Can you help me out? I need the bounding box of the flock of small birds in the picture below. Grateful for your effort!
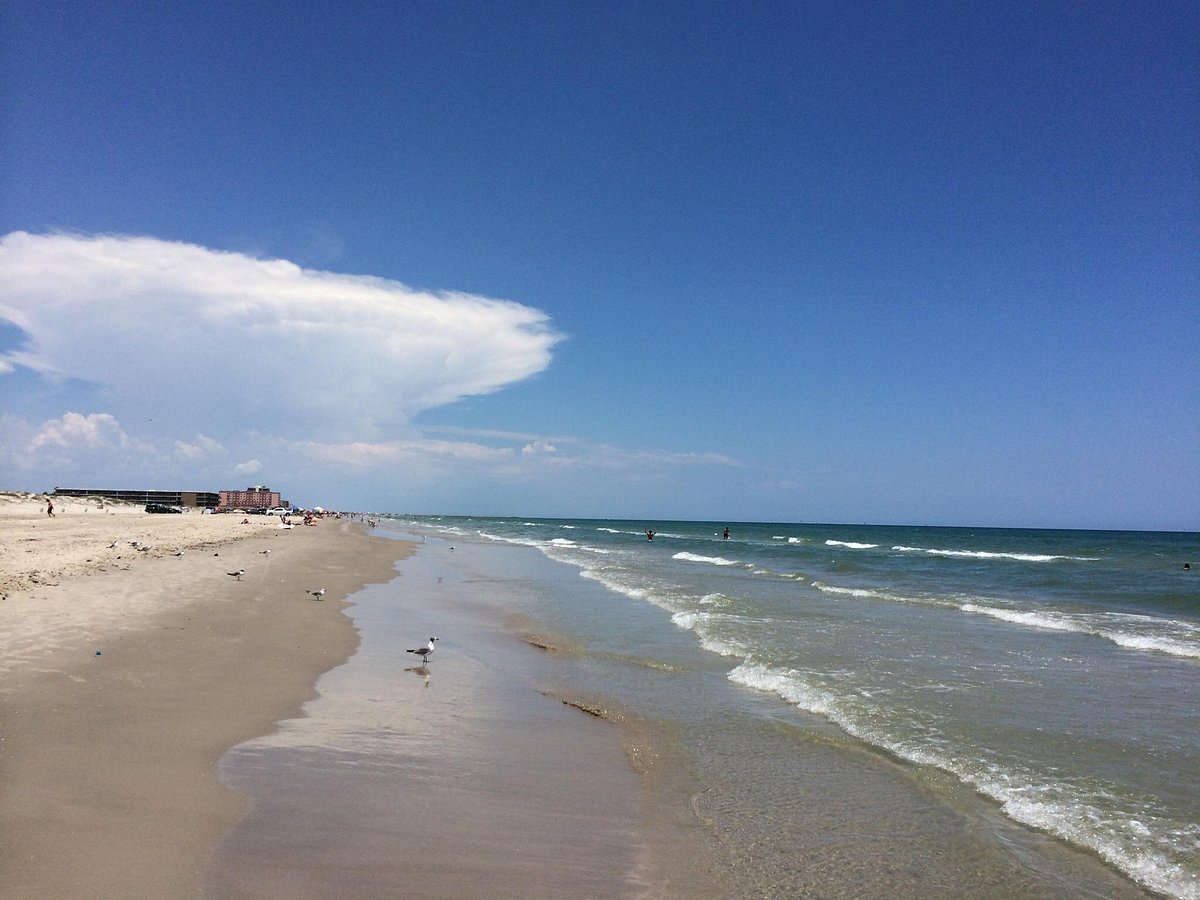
[103,532,442,667]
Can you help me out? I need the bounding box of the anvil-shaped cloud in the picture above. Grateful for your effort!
[0,232,562,442]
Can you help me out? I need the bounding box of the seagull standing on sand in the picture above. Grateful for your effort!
[307,588,326,600]
[259,549,271,556]
[228,568,245,581]
[407,637,439,664]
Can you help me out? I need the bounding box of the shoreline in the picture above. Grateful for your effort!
[203,536,673,898]
[2,498,1161,897]
[367,524,1157,899]
[0,496,411,897]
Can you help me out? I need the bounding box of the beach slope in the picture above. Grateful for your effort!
[0,495,409,897]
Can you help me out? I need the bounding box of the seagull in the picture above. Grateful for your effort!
[173,550,184,557]
[107,540,119,549]
[307,588,326,600]
[406,637,439,664]
[228,569,245,581]
[136,545,152,553]
[259,549,272,556]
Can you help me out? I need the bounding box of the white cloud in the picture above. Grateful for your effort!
[300,437,514,467]
[28,411,145,453]
[174,433,225,460]
[298,432,737,474]
[0,411,154,471]
[234,459,263,475]
[0,231,563,441]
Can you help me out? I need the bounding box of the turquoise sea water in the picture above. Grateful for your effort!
[390,517,1198,898]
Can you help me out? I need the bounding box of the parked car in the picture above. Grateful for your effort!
[265,507,292,516]
[145,503,182,514]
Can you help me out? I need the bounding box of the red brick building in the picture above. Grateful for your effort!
[218,485,284,512]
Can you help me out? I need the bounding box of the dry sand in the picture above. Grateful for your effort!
[0,492,410,897]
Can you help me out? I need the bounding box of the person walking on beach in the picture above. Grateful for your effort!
[46,497,54,517]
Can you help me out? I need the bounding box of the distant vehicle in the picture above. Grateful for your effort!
[145,503,182,514]
[265,507,291,516]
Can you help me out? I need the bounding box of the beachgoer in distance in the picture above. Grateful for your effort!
[46,497,54,517]
[723,527,730,540]
[645,529,656,541]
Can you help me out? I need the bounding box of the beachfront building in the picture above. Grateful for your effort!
[52,488,221,509]
[217,485,284,512]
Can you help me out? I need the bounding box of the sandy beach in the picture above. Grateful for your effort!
[0,493,409,897]
[0,495,673,899]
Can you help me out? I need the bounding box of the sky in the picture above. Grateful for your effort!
[1,1,1196,530]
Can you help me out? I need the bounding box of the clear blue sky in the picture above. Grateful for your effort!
[2,1,1196,530]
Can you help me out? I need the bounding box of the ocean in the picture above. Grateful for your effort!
[208,517,1198,898]
[384,517,1198,898]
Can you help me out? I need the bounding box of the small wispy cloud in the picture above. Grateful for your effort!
[522,441,558,455]
[234,459,263,475]
[298,431,738,473]
[174,433,225,460]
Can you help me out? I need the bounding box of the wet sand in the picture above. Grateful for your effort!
[203,533,729,899]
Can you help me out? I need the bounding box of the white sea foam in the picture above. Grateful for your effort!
[578,567,651,603]
[730,661,1199,899]
[825,540,879,550]
[671,610,747,657]
[814,583,886,600]
[812,582,933,606]
[670,610,707,631]
[548,538,576,547]
[960,603,1081,632]
[974,787,1199,900]
[1107,633,1199,660]
[673,551,739,566]
[891,545,1098,563]
[960,603,1200,660]
[752,566,804,581]
[729,662,842,719]
[814,582,1200,659]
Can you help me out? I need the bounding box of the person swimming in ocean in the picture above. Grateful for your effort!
[723,527,730,540]
[645,529,656,541]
